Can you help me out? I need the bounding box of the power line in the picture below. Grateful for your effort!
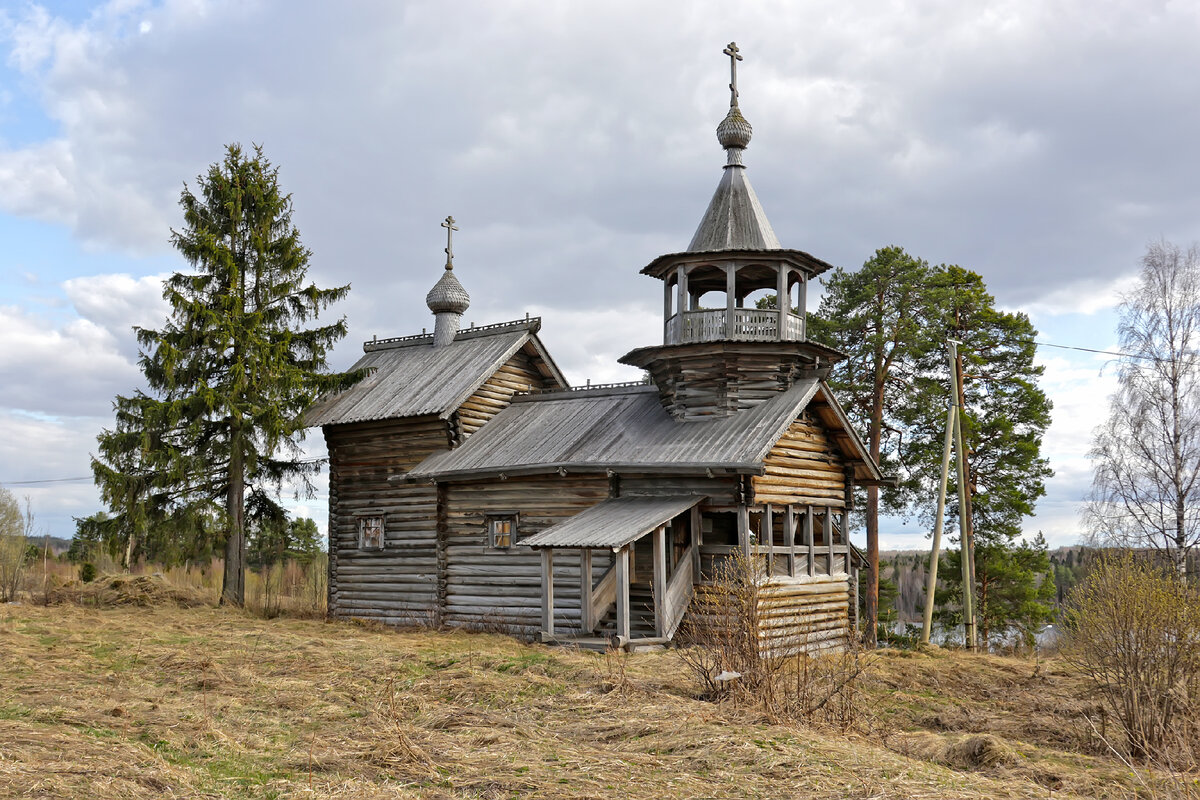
[2,476,93,486]
[1034,341,1155,361]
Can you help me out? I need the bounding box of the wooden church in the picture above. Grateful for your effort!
[306,44,886,653]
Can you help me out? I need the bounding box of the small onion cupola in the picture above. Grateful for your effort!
[620,43,843,421]
[426,215,470,347]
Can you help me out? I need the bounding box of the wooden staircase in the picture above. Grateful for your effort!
[595,582,657,640]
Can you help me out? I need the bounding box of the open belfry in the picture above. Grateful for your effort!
[306,44,886,653]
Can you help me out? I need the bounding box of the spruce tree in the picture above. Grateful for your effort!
[92,144,362,605]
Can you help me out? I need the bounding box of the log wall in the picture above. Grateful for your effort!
[756,575,852,656]
[325,415,450,625]
[443,475,612,634]
[753,412,847,508]
[456,348,550,439]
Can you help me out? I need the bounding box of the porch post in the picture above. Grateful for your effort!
[541,548,555,638]
[690,505,702,579]
[615,546,631,642]
[784,504,796,577]
[804,506,815,577]
[580,549,593,632]
[825,511,835,574]
[764,503,774,575]
[653,525,668,637]
[738,505,751,560]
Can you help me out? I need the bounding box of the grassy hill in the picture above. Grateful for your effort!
[0,585,1177,799]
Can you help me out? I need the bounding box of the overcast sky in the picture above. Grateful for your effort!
[3,0,1196,549]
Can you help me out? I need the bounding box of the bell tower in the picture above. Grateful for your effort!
[620,43,843,421]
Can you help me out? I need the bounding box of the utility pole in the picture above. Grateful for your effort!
[949,340,976,650]
[920,368,957,645]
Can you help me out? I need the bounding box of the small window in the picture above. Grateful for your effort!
[358,515,384,550]
[488,515,517,549]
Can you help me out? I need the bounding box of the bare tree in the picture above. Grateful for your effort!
[1087,241,1200,577]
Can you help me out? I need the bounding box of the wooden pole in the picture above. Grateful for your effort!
[541,548,555,639]
[784,504,796,577]
[653,526,668,637]
[921,401,957,645]
[948,340,976,650]
[580,549,594,632]
[804,506,815,577]
[615,546,631,643]
[726,263,737,339]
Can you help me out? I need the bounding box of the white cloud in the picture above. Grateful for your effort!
[0,304,139,416]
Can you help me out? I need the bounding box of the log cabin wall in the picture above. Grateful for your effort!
[618,474,739,503]
[456,348,550,439]
[637,345,812,422]
[325,414,451,624]
[442,475,611,634]
[753,411,847,509]
[757,575,851,656]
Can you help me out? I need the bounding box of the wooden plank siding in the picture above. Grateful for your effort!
[456,347,551,439]
[753,412,846,508]
[325,415,451,625]
[442,475,611,634]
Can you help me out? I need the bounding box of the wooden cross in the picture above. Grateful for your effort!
[442,215,458,268]
[723,42,743,107]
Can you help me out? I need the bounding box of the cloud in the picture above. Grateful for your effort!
[62,271,169,353]
[0,304,140,416]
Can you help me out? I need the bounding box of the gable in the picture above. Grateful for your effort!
[456,345,560,439]
[305,319,566,428]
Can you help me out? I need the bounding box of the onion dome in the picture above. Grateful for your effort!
[426,268,470,315]
[717,105,753,153]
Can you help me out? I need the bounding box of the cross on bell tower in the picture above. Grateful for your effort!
[427,216,471,347]
[723,41,743,108]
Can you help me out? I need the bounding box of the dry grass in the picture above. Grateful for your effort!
[0,599,1192,799]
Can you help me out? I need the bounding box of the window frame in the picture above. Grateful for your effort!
[356,512,386,551]
[487,514,518,549]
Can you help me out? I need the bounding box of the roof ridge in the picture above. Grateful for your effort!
[364,317,541,352]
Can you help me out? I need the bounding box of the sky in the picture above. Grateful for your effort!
[2,0,1197,549]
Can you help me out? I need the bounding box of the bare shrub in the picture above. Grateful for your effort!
[0,487,28,602]
[677,551,872,728]
[1064,552,1200,765]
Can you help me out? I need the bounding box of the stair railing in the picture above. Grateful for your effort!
[661,543,697,640]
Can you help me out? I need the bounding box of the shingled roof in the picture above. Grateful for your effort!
[409,380,823,480]
[304,319,566,427]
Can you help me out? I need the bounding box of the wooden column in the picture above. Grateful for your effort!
[777,264,788,340]
[580,549,593,632]
[664,278,673,320]
[825,511,835,575]
[690,506,702,579]
[725,263,737,339]
[804,506,815,576]
[799,276,808,340]
[541,549,555,638]
[676,265,688,335]
[764,503,774,575]
[615,546,631,642]
[738,505,751,560]
[653,526,668,637]
[784,504,796,577]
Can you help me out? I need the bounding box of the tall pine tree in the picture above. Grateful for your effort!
[92,144,363,605]
[810,246,935,647]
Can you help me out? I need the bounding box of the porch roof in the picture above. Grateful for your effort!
[521,495,705,550]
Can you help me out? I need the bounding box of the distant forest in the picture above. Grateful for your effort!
[880,546,1096,624]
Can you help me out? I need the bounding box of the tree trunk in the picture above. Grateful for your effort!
[222,441,246,606]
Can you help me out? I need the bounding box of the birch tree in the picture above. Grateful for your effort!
[1087,241,1200,577]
